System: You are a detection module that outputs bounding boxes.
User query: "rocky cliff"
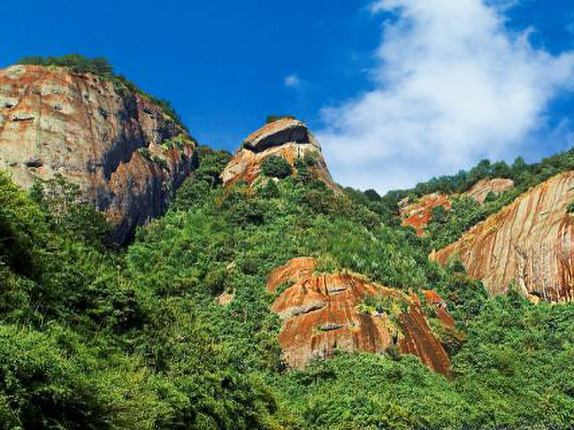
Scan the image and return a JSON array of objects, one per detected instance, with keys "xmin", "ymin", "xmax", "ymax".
[
  {"xmin": 431, "ymin": 172, "xmax": 574, "ymax": 302},
  {"xmin": 267, "ymin": 258, "xmax": 454, "ymax": 376},
  {"xmin": 0, "ymin": 65, "xmax": 195, "ymax": 242},
  {"xmin": 220, "ymin": 118, "xmax": 339, "ymax": 191},
  {"xmin": 400, "ymin": 193, "xmax": 452, "ymax": 236},
  {"xmin": 464, "ymin": 178, "xmax": 514, "ymax": 203}
]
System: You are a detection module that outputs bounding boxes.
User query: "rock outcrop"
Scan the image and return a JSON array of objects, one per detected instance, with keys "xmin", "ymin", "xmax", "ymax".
[
  {"xmin": 267, "ymin": 258, "xmax": 454, "ymax": 376},
  {"xmin": 400, "ymin": 193, "xmax": 452, "ymax": 236},
  {"xmin": 0, "ymin": 65, "xmax": 195, "ymax": 242},
  {"xmin": 464, "ymin": 178, "xmax": 514, "ymax": 204},
  {"xmin": 220, "ymin": 118, "xmax": 338, "ymax": 191},
  {"xmin": 431, "ymin": 172, "xmax": 574, "ymax": 302}
]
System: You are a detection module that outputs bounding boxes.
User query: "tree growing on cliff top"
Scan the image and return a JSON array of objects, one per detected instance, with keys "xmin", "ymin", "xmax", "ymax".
[
  {"xmin": 18, "ymin": 54, "xmax": 113, "ymax": 76},
  {"xmin": 266, "ymin": 115, "xmax": 296, "ymax": 124}
]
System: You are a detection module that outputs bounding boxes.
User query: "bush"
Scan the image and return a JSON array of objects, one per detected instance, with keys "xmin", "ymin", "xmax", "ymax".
[
  {"xmin": 261, "ymin": 155, "xmax": 293, "ymax": 179},
  {"xmin": 266, "ymin": 115, "xmax": 296, "ymax": 124},
  {"xmin": 18, "ymin": 54, "xmax": 113, "ymax": 76}
]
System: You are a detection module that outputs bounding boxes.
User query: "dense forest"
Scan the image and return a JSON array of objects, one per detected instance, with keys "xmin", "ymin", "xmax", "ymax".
[{"xmin": 2, "ymin": 128, "xmax": 574, "ymax": 430}]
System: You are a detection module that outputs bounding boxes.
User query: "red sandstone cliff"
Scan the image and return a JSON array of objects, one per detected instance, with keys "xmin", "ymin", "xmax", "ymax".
[
  {"xmin": 431, "ymin": 172, "xmax": 574, "ymax": 302},
  {"xmin": 220, "ymin": 118, "xmax": 339, "ymax": 191},
  {"xmin": 0, "ymin": 65, "xmax": 195, "ymax": 242},
  {"xmin": 400, "ymin": 179, "xmax": 515, "ymax": 236},
  {"xmin": 267, "ymin": 258, "xmax": 454, "ymax": 376},
  {"xmin": 400, "ymin": 193, "xmax": 452, "ymax": 236},
  {"xmin": 464, "ymin": 178, "xmax": 514, "ymax": 203}
]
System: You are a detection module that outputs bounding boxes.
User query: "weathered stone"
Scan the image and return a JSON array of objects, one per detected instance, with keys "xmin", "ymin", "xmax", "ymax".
[
  {"xmin": 267, "ymin": 258, "xmax": 454, "ymax": 376},
  {"xmin": 400, "ymin": 193, "xmax": 452, "ymax": 236},
  {"xmin": 431, "ymin": 172, "xmax": 574, "ymax": 302},
  {"xmin": 221, "ymin": 119, "xmax": 339, "ymax": 192},
  {"xmin": 0, "ymin": 65, "xmax": 195, "ymax": 242},
  {"xmin": 464, "ymin": 178, "xmax": 514, "ymax": 204}
]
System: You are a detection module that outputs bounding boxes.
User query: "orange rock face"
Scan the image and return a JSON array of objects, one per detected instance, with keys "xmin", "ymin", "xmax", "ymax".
[
  {"xmin": 464, "ymin": 178, "xmax": 514, "ymax": 203},
  {"xmin": 221, "ymin": 119, "xmax": 339, "ymax": 192},
  {"xmin": 267, "ymin": 258, "xmax": 453, "ymax": 376},
  {"xmin": 400, "ymin": 193, "xmax": 452, "ymax": 236},
  {"xmin": 432, "ymin": 172, "xmax": 574, "ymax": 302},
  {"xmin": 0, "ymin": 65, "xmax": 195, "ymax": 242}
]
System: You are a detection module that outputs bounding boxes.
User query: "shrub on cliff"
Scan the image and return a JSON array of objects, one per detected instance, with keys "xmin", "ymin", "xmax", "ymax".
[
  {"xmin": 261, "ymin": 155, "xmax": 293, "ymax": 179},
  {"xmin": 266, "ymin": 115, "xmax": 296, "ymax": 124},
  {"xmin": 18, "ymin": 54, "xmax": 113, "ymax": 76}
]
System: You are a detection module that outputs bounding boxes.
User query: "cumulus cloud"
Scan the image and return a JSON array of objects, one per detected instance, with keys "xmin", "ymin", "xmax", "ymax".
[
  {"xmin": 285, "ymin": 74, "xmax": 302, "ymax": 88},
  {"xmin": 318, "ymin": 0, "xmax": 574, "ymax": 192}
]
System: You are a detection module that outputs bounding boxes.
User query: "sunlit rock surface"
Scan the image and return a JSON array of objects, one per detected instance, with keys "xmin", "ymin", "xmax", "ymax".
[
  {"xmin": 0, "ymin": 65, "xmax": 195, "ymax": 242},
  {"xmin": 267, "ymin": 258, "xmax": 453, "ymax": 376},
  {"xmin": 464, "ymin": 178, "xmax": 514, "ymax": 204},
  {"xmin": 432, "ymin": 172, "xmax": 574, "ymax": 302},
  {"xmin": 221, "ymin": 118, "xmax": 339, "ymax": 191},
  {"xmin": 400, "ymin": 193, "xmax": 452, "ymax": 236}
]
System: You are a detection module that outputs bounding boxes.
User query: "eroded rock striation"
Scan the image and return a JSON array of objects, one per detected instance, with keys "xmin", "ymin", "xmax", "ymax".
[
  {"xmin": 431, "ymin": 172, "xmax": 574, "ymax": 302},
  {"xmin": 464, "ymin": 178, "xmax": 514, "ymax": 204},
  {"xmin": 220, "ymin": 118, "xmax": 338, "ymax": 191},
  {"xmin": 0, "ymin": 65, "xmax": 195, "ymax": 242},
  {"xmin": 267, "ymin": 258, "xmax": 454, "ymax": 376},
  {"xmin": 400, "ymin": 193, "xmax": 452, "ymax": 236}
]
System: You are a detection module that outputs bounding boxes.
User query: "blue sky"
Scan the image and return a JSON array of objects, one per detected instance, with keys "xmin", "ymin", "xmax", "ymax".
[{"xmin": 6, "ymin": 0, "xmax": 574, "ymax": 191}]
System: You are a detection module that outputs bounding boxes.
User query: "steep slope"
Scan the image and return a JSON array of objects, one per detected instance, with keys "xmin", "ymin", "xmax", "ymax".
[
  {"xmin": 464, "ymin": 178, "xmax": 514, "ymax": 203},
  {"xmin": 0, "ymin": 65, "xmax": 195, "ymax": 242},
  {"xmin": 220, "ymin": 118, "xmax": 339, "ymax": 191},
  {"xmin": 431, "ymin": 171, "xmax": 574, "ymax": 302},
  {"xmin": 267, "ymin": 258, "xmax": 454, "ymax": 376},
  {"xmin": 400, "ymin": 193, "xmax": 452, "ymax": 236}
]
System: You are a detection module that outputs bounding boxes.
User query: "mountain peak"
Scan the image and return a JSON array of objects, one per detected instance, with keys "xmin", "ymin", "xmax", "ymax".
[{"xmin": 221, "ymin": 119, "xmax": 339, "ymax": 191}]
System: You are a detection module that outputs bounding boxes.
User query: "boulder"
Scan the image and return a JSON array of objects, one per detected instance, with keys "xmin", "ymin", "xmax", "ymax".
[{"xmin": 221, "ymin": 118, "xmax": 339, "ymax": 191}]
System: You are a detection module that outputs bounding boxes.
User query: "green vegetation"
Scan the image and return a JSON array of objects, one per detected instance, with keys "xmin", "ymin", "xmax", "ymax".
[
  {"xmin": 341, "ymin": 147, "xmax": 574, "ymax": 245},
  {"xmin": 17, "ymin": 54, "xmax": 187, "ymax": 131},
  {"xmin": 261, "ymin": 155, "xmax": 293, "ymax": 179},
  {"xmin": 266, "ymin": 115, "xmax": 296, "ymax": 124},
  {"xmin": 3, "ymin": 140, "xmax": 574, "ymax": 429},
  {"xmin": 18, "ymin": 54, "xmax": 113, "ymax": 76}
]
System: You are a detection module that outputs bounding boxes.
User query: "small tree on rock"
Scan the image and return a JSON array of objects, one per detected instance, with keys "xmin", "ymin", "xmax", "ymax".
[{"xmin": 261, "ymin": 156, "xmax": 292, "ymax": 179}]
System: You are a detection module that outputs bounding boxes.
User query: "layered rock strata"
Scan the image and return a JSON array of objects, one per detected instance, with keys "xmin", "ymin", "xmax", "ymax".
[
  {"xmin": 464, "ymin": 178, "xmax": 514, "ymax": 203},
  {"xmin": 432, "ymin": 172, "xmax": 574, "ymax": 302},
  {"xmin": 0, "ymin": 65, "xmax": 195, "ymax": 242},
  {"xmin": 267, "ymin": 258, "xmax": 454, "ymax": 376}
]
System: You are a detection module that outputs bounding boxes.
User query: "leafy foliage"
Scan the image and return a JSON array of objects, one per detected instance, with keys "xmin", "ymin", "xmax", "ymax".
[
  {"xmin": 3, "ymin": 142, "xmax": 574, "ymax": 429},
  {"xmin": 261, "ymin": 155, "xmax": 293, "ymax": 179},
  {"xmin": 266, "ymin": 115, "xmax": 296, "ymax": 124},
  {"xmin": 18, "ymin": 54, "xmax": 113, "ymax": 76}
]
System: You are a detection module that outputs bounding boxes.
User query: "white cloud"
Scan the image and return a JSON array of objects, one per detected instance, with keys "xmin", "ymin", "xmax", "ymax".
[
  {"xmin": 318, "ymin": 0, "xmax": 574, "ymax": 192},
  {"xmin": 285, "ymin": 74, "xmax": 302, "ymax": 88}
]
